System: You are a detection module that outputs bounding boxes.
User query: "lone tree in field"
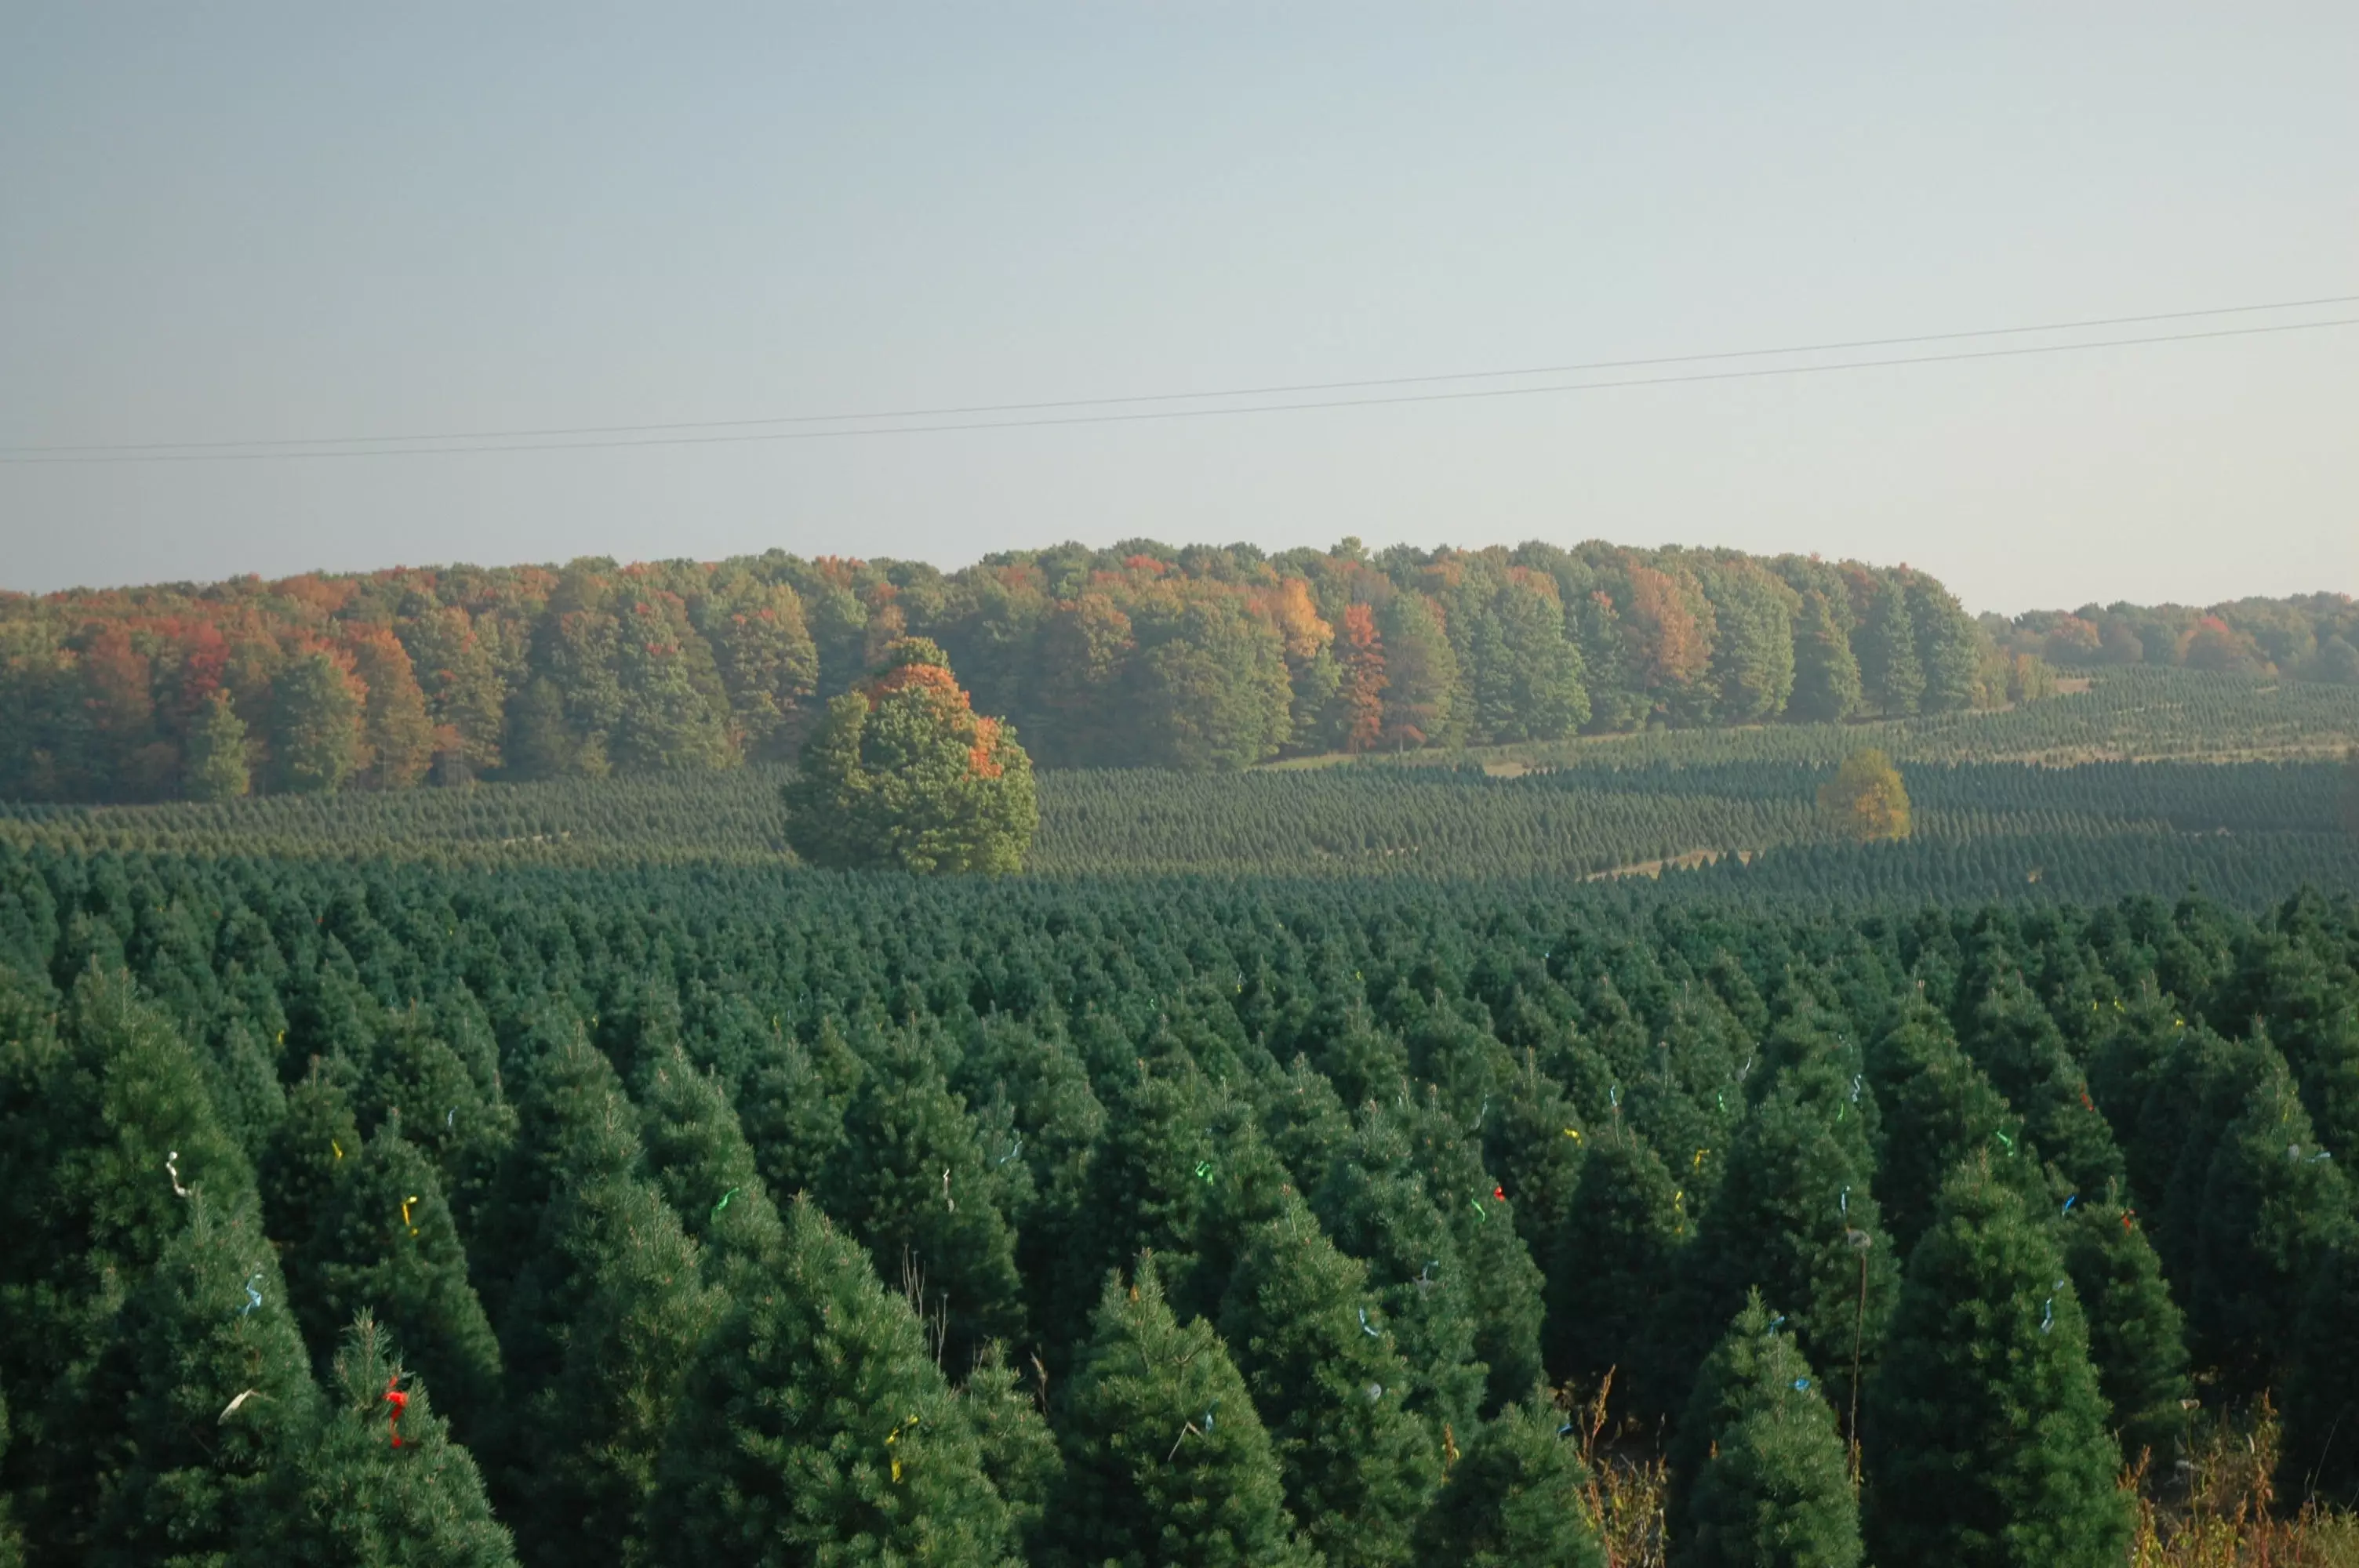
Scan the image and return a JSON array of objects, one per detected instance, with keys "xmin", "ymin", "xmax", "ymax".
[
  {"xmin": 1818, "ymin": 748, "xmax": 1910, "ymax": 843},
  {"xmin": 783, "ymin": 637, "xmax": 1038, "ymax": 873}
]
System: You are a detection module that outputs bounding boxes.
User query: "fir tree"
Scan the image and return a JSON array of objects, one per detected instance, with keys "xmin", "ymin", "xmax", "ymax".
[
  {"xmin": 1311, "ymin": 1110, "xmax": 1488, "ymax": 1438},
  {"xmin": 1049, "ymin": 1259, "xmax": 1314, "ymax": 1568},
  {"xmin": 1787, "ymin": 591, "xmax": 1862, "ymax": 725},
  {"xmin": 649, "ymin": 1197, "xmax": 1014, "ymax": 1567},
  {"xmin": 1686, "ymin": 1060, "xmax": 1896, "ymax": 1441},
  {"xmin": 1668, "ymin": 1292, "xmax": 1860, "ymax": 1568},
  {"xmin": 1410, "ymin": 1393, "xmax": 1605, "ymax": 1568},
  {"xmin": 961, "ymin": 1343, "xmax": 1063, "ymax": 1560},
  {"xmin": 258, "ymin": 1313, "xmax": 517, "ymax": 1566},
  {"xmin": 293, "ymin": 1118, "xmax": 503, "ymax": 1436},
  {"xmin": 1863, "ymin": 999, "xmax": 2016, "ymax": 1255},
  {"xmin": 2184, "ymin": 1059, "xmax": 2355, "ymax": 1396},
  {"xmin": 1862, "ymin": 1160, "xmax": 2130, "ymax": 1568},
  {"xmin": 85, "ymin": 1192, "xmax": 322, "ymax": 1565},
  {"xmin": 2055, "ymin": 1196, "xmax": 2190, "ymax": 1465},
  {"xmin": 2285, "ymin": 1233, "xmax": 2359, "ymax": 1507},
  {"xmin": 1957, "ymin": 974, "xmax": 2125, "ymax": 1203},
  {"xmin": 1547, "ymin": 1127, "xmax": 1691, "ymax": 1425},
  {"xmin": 634, "ymin": 1043, "xmax": 787, "ymax": 1271},
  {"xmin": 0, "ymin": 1387, "xmax": 24, "ymax": 1568},
  {"xmin": 819, "ymin": 1031, "xmax": 1026, "ymax": 1369},
  {"xmin": 1217, "ymin": 1193, "xmax": 1440, "ymax": 1568}
]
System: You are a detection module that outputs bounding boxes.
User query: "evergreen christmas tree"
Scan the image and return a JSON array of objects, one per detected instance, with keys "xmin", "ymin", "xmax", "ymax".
[
  {"xmin": 960, "ymin": 1343, "xmax": 1063, "ymax": 1560},
  {"xmin": 1311, "ymin": 1110, "xmax": 1487, "ymax": 1438},
  {"xmin": 1217, "ymin": 1192, "xmax": 1440, "ymax": 1568},
  {"xmin": 1863, "ymin": 999, "xmax": 2016, "ymax": 1254},
  {"xmin": 1667, "ymin": 1291, "xmax": 1860, "ymax": 1568},
  {"xmin": 85, "ymin": 1192, "xmax": 321, "ymax": 1564},
  {"xmin": 1862, "ymin": 1160, "xmax": 2130, "ymax": 1568},
  {"xmin": 291, "ymin": 1117, "xmax": 503, "ymax": 1436},
  {"xmin": 1957, "ymin": 975, "xmax": 2125, "ymax": 1201},
  {"xmin": 819, "ymin": 1030, "xmax": 1026, "ymax": 1368},
  {"xmin": 2054, "ymin": 1196, "xmax": 2190, "ymax": 1465},
  {"xmin": 649, "ymin": 1197, "xmax": 1014, "ymax": 1567},
  {"xmin": 1395, "ymin": 1091, "xmax": 1547, "ymax": 1413},
  {"xmin": 634, "ymin": 1042, "xmax": 787, "ymax": 1272},
  {"xmin": 1048, "ymin": 1258, "xmax": 1314, "ymax": 1568},
  {"xmin": 257, "ymin": 1313, "xmax": 517, "ymax": 1566},
  {"xmin": 1547, "ymin": 1127, "xmax": 1690, "ymax": 1425},
  {"xmin": 0, "ymin": 1386, "xmax": 24, "ymax": 1568},
  {"xmin": 1410, "ymin": 1393, "xmax": 1605, "ymax": 1568},
  {"xmin": 1685, "ymin": 1060, "xmax": 1896, "ymax": 1440},
  {"xmin": 2185, "ymin": 1059, "xmax": 2356, "ymax": 1396},
  {"xmin": 2285, "ymin": 1233, "xmax": 2359, "ymax": 1507}
]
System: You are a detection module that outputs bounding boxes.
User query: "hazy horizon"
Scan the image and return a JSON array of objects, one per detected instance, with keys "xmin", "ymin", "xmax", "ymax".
[{"xmin": 5, "ymin": 5, "xmax": 2355, "ymax": 614}]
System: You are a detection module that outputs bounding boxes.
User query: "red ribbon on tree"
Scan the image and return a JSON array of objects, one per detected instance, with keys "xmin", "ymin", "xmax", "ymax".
[{"xmin": 384, "ymin": 1376, "xmax": 409, "ymax": 1448}]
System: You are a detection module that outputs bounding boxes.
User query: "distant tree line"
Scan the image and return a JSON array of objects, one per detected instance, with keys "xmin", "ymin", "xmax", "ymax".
[
  {"xmin": 1990, "ymin": 591, "xmax": 2359, "ymax": 686},
  {"xmin": 1, "ymin": 538, "xmax": 2030, "ymax": 803}
]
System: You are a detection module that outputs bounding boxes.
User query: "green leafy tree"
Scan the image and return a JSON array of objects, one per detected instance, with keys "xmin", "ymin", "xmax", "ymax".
[
  {"xmin": 694, "ymin": 572, "xmax": 820, "ymax": 760},
  {"xmin": 1129, "ymin": 597, "xmax": 1294, "ymax": 770},
  {"xmin": 1905, "ymin": 574, "xmax": 1984, "ymax": 713},
  {"xmin": 1852, "ymin": 579, "xmax": 1923, "ymax": 717},
  {"xmin": 183, "ymin": 688, "xmax": 251, "ymax": 800},
  {"xmin": 649, "ymin": 1196, "xmax": 1014, "ymax": 1567},
  {"xmin": 1862, "ymin": 1161, "xmax": 2129, "ymax": 1568},
  {"xmin": 1668, "ymin": 1291, "xmax": 1861, "ymax": 1568},
  {"xmin": 783, "ymin": 640, "xmax": 1038, "ymax": 873},
  {"xmin": 259, "ymin": 1313, "xmax": 518, "ymax": 1566},
  {"xmin": 1049, "ymin": 1259, "xmax": 1314, "ymax": 1568},
  {"xmin": 1411, "ymin": 1393, "xmax": 1605, "ymax": 1568},
  {"xmin": 1217, "ymin": 1193, "xmax": 1441, "ymax": 1568},
  {"xmin": 1787, "ymin": 590, "xmax": 1863, "ymax": 724},
  {"xmin": 1376, "ymin": 593, "xmax": 1459, "ymax": 747},
  {"xmin": 271, "ymin": 650, "xmax": 364, "ymax": 793},
  {"xmin": 1704, "ymin": 560, "xmax": 1798, "ymax": 724},
  {"xmin": 1818, "ymin": 748, "xmax": 1910, "ymax": 842},
  {"xmin": 399, "ymin": 604, "xmax": 509, "ymax": 775}
]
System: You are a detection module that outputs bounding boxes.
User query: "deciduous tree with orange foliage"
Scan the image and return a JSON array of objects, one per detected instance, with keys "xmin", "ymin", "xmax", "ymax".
[
  {"xmin": 783, "ymin": 638, "xmax": 1037, "ymax": 873},
  {"xmin": 1819, "ymin": 747, "xmax": 1911, "ymax": 842}
]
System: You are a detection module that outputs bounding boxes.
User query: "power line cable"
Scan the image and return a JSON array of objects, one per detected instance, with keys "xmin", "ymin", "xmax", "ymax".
[
  {"xmin": 7, "ymin": 291, "xmax": 2357, "ymax": 457},
  {"xmin": 4, "ymin": 311, "xmax": 2352, "ymax": 466}
]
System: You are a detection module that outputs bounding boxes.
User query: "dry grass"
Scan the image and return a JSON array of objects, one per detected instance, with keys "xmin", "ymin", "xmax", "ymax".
[{"xmin": 1563, "ymin": 1371, "xmax": 1669, "ymax": 1568}]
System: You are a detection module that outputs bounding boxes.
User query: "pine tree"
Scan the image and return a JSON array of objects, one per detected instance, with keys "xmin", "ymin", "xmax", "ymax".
[
  {"xmin": 257, "ymin": 1313, "xmax": 518, "ymax": 1566},
  {"xmin": 293, "ymin": 1118, "xmax": 503, "ymax": 1436},
  {"xmin": 85, "ymin": 1192, "xmax": 322, "ymax": 1565},
  {"xmin": 961, "ymin": 1343, "xmax": 1063, "ymax": 1560},
  {"xmin": 1957, "ymin": 973, "xmax": 2125, "ymax": 1203},
  {"xmin": 1667, "ymin": 1291, "xmax": 1860, "ymax": 1568},
  {"xmin": 1311, "ymin": 1111, "xmax": 1488, "ymax": 1439},
  {"xmin": 2185, "ymin": 1059, "xmax": 2355, "ymax": 1396},
  {"xmin": 649, "ymin": 1196, "xmax": 1014, "ymax": 1567},
  {"xmin": 820, "ymin": 1031, "xmax": 1026, "ymax": 1369},
  {"xmin": 1547, "ymin": 1127, "xmax": 1691, "ymax": 1425},
  {"xmin": 1049, "ymin": 1259, "xmax": 1314, "ymax": 1568},
  {"xmin": 183, "ymin": 688, "xmax": 251, "ymax": 800},
  {"xmin": 1862, "ymin": 1160, "xmax": 2130, "ymax": 1568},
  {"xmin": 1853, "ymin": 580, "xmax": 1923, "ymax": 718},
  {"xmin": 0, "ymin": 1386, "xmax": 24, "ymax": 1568},
  {"xmin": 1217, "ymin": 1193, "xmax": 1440, "ymax": 1568},
  {"xmin": 1411, "ymin": 1393, "xmax": 1605, "ymax": 1568},
  {"xmin": 1787, "ymin": 591, "xmax": 1862, "ymax": 725},
  {"xmin": 1686, "ymin": 1060, "xmax": 1896, "ymax": 1443},
  {"xmin": 634, "ymin": 1043, "xmax": 786, "ymax": 1271},
  {"xmin": 1863, "ymin": 999, "xmax": 2015, "ymax": 1255},
  {"xmin": 2285, "ymin": 1233, "xmax": 2359, "ymax": 1507},
  {"xmin": 2055, "ymin": 1196, "xmax": 2190, "ymax": 1465}
]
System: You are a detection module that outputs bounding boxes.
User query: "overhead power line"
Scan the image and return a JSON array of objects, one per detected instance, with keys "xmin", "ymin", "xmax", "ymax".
[{"xmin": 4, "ymin": 300, "xmax": 2354, "ymax": 466}]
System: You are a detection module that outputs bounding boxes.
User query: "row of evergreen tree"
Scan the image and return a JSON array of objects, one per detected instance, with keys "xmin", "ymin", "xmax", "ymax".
[
  {"xmin": 4, "ymin": 844, "xmax": 2358, "ymax": 1562},
  {"xmin": 0, "ymin": 537, "xmax": 2014, "ymax": 804}
]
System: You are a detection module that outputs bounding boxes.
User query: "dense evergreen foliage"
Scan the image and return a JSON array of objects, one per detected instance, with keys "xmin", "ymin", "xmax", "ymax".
[{"xmin": 0, "ymin": 829, "xmax": 2355, "ymax": 1556}]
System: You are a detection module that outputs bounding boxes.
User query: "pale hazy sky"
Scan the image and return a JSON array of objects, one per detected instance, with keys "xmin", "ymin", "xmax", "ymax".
[{"xmin": 3, "ymin": 5, "xmax": 2355, "ymax": 612}]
